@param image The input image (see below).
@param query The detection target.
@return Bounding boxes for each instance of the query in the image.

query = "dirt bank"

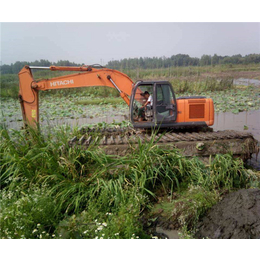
[195,189,260,239]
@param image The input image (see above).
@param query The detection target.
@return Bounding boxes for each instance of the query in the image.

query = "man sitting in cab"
[137,91,153,121]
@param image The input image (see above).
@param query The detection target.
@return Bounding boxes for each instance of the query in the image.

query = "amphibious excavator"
[18,65,258,160]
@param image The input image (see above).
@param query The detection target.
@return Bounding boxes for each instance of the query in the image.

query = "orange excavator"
[18,65,257,161]
[18,65,214,129]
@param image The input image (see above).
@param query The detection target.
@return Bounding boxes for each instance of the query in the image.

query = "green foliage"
[0,74,19,98]
[0,184,59,239]
[169,77,234,94]
[55,188,148,239]
[0,126,259,239]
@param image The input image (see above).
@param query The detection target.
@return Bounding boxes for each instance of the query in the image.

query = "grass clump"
[55,188,148,239]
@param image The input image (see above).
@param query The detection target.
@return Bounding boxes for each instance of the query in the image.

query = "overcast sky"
[0,22,259,65]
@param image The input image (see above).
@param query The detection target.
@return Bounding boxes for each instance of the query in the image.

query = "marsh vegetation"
[0,62,259,239]
[1,126,259,239]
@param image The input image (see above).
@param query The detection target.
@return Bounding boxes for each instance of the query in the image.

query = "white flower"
[100,237,103,239]
[52,234,56,237]
[32,229,38,234]
[102,222,107,227]
[97,226,104,231]
[152,236,158,239]
[83,230,88,234]
[37,224,41,227]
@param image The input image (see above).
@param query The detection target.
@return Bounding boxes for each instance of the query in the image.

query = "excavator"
[18,64,214,129]
[18,65,257,160]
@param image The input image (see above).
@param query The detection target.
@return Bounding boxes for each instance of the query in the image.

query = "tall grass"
[171,77,234,94]
[0,126,259,238]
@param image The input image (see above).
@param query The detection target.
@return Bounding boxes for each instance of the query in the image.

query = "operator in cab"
[137,91,153,121]
[141,91,153,108]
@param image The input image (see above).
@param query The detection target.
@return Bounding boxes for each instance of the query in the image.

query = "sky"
[0,22,259,65]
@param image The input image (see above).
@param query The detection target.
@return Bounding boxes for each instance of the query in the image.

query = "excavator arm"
[18,65,134,126]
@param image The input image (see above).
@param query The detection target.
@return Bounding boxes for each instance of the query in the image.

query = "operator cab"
[130,81,177,128]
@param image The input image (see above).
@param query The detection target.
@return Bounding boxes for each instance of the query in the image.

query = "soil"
[195,189,260,239]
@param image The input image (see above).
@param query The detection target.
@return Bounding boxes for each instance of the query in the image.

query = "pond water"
[213,109,260,170]
[213,109,260,141]
[4,114,128,130]
[233,78,260,87]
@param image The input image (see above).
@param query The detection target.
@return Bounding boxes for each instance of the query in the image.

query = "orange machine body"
[176,98,214,126]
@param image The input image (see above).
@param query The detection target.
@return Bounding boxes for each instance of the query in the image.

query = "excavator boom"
[18,65,133,125]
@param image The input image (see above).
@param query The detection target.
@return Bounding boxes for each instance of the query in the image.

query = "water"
[213,109,260,170]
[213,110,260,141]
[5,115,128,130]
[233,78,260,87]
[156,226,179,239]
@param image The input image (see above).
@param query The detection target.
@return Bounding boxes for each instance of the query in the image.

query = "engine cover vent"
[189,104,205,119]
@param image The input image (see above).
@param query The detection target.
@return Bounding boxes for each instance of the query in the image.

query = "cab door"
[155,83,177,123]
[130,82,155,128]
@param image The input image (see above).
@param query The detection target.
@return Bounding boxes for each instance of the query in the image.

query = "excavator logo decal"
[50,79,74,87]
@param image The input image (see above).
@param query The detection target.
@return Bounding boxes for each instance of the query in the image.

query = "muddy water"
[213,109,260,141]
[213,109,260,170]
[233,78,260,87]
[156,227,180,239]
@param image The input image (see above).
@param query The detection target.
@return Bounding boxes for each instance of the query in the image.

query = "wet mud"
[195,189,260,239]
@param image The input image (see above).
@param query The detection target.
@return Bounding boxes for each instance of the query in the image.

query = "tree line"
[1,54,259,74]
[107,54,260,70]
[0,60,84,75]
